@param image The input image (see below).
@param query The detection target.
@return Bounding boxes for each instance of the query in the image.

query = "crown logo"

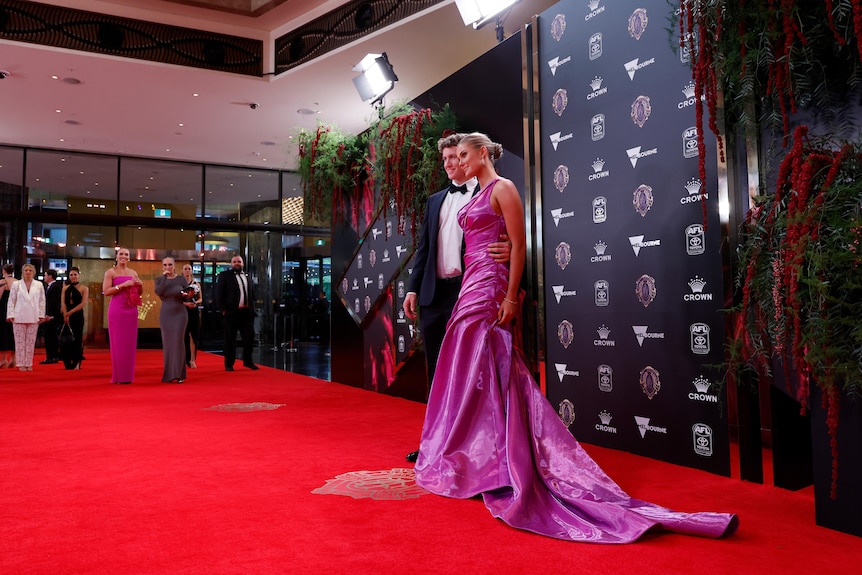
[137,295,156,321]
[597,324,611,339]
[688,276,706,293]
[685,178,702,195]
[682,81,696,99]
[592,158,605,172]
[598,410,612,425]
[593,240,607,255]
[590,75,603,90]
[693,375,711,393]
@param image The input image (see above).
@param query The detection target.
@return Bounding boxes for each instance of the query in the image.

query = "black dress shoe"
[244,363,259,370]
[405,450,419,463]
[225,366,235,372]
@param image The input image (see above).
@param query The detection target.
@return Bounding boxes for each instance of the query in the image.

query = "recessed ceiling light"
[297,108,316,115]
[62,77,82,85]
[260,141,276,146]
[65,120,81,125]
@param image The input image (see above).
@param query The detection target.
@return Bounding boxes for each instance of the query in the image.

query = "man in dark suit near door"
[216,255,259,371]
[402,131,510,461]
[40,269,62,364]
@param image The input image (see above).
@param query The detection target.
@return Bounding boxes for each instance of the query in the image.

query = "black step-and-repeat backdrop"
[335,201,417,373]
[538,0,730,475]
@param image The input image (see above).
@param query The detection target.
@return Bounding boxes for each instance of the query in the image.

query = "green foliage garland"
[296,103,459,231]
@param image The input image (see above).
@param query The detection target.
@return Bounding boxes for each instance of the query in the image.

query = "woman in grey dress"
[155,257,189,383]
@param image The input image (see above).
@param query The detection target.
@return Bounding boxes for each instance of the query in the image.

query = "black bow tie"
[234,269,243,274]
[449,183,469,194]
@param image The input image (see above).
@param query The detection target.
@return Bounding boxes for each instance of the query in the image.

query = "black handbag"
[59,323,75,346]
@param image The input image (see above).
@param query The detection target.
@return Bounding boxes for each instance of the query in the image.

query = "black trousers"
[418,277,461,386]
[43,317,61,360]
[223,307,255,367]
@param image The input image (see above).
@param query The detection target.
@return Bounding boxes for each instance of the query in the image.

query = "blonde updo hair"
[459,132,503,163]
[21,264,35,273]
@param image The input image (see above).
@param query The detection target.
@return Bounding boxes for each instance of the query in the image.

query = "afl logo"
[594,279,609,307]
[598,364,613,392]
[686,224,705,255]
[693,423,714,456]
[592,196,607,223]
[690,322,710,354]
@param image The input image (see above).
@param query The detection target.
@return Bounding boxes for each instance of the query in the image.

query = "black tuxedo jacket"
[45,281,63,317]
[408,188,451,307]
[216,269,256,314]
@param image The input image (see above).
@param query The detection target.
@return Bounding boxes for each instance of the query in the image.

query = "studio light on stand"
[352,52,398,118]
[455,0,521,43]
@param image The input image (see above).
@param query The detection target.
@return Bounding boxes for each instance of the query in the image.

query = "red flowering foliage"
[733,128,862,499]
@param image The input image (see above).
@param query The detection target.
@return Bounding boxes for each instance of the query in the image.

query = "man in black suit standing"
[40,269,62,364]
[215,255,259,371]
[402,131,510,461]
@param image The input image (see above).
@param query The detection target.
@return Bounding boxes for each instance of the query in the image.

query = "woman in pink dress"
[102,247,143,384]
[414,133,738,543]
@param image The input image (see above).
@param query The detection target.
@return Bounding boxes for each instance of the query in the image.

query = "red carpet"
[1,349,860,574]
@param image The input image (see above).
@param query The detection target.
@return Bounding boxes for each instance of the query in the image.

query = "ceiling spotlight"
[456,0,521,42]
[352,52,398,110]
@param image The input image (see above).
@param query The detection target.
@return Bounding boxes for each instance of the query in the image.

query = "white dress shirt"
[436,177,478,279]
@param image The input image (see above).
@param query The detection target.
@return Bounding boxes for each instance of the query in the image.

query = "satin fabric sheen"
[108,276,138,383]
[415,180,738,543]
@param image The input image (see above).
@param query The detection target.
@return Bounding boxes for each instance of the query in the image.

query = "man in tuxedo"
[215,255,259,371]
[40,269,62,364]
[402,131,510,461]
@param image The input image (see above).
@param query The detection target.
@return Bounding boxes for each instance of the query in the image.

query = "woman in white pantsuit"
[7,264,46,371]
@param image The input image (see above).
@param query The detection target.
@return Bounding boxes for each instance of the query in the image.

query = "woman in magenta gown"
[102,247,143,384]
[414,133,738,543]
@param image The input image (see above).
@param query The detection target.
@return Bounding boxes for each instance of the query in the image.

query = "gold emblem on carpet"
[204,402,285,411]
[312,468,428,500]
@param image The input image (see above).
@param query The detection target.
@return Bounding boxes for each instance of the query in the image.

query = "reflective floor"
[207,341,331,381]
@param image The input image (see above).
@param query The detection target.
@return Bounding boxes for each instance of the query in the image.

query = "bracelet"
[503,297,517,305]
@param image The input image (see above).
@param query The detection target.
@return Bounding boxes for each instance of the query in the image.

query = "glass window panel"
[119,158,202,220]
[26,150,118,216]
[281,171,303,225]
[0,146,24,211]
[205,165,280,223]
